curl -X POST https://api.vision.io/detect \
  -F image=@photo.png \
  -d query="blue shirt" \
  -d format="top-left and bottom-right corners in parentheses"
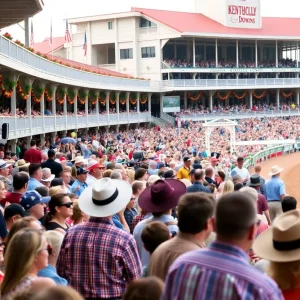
top-left (163, 241), bottom-right (283, 300)
top-left (112, 214), bottom-right (125, 230)
top-left (38, 264), bottom-right (68, 285)
top-left (133, 214), bottom-right (178, 267)
top-left (187, 182), bottom-right (211, 194)
top-left (27, 177), bottom-right (43, 191)
top-left (265, 176), bottom-right (286, 201)
top-left (70, 179), bottom-right (88, 196)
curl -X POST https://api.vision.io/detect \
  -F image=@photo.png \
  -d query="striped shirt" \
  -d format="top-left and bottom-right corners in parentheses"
top-left (163, 241), bottom-right (284, 300)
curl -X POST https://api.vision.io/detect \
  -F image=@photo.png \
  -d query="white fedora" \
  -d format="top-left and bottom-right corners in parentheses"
top-left (253, 210), bottom-right (300, 262)
top-left (269, 165), bottom-right (284, 176)
top-left (78, 178), bottom-right (132, 217)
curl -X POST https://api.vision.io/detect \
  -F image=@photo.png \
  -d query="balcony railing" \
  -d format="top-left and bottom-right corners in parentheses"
top-left (1, 112), bottom-right (151, 140)
top-left (179, 110), bottom-right (300, 121)
top-left (0, 35), bottom-right (160, 92)
top-left (162, 78), bottom-right (300, 89)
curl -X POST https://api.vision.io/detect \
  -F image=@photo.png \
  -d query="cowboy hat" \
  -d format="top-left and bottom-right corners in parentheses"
top-left (138, 179), bottom-right (186, 213)
top-left (78, 178), bottom-right (132, 218)
top-left (74, 156), bottom-right (84, 164)
top-left (253, 210), bottom-right (300, 262)
top-left (247, 174), bottom-right (265, 187)
top-left (41, 174), bottom-right (55, 182)
top-left (269, 165), bottom-right (284, 176)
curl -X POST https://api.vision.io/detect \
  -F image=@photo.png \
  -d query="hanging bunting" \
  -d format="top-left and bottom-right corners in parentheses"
top-left (109, 92), bottom-right (116, 105)
top-left (17, 81), bottom-right (31, 100)
top-left (0, 75), bottom-right (17, 98)
top-left (77, 90), bottom-right (88, 105)
top-left (44, 88), bottom-right (52, 101)
top-left (129, 92), bottom-right (138, 105)
top-left (215, 91), bottom-right (231, 101)
top-left (280, 89), bottom-right (294, 98)
top-left (89, 90), bottom-right (99, 105)
top-left (119, 92), bottom-right (127, 105)
top-left (187, 91), bottom-right (202, 101)
top-left (56, 87), bottom-right (67, 104)
top-left (99, 91), bottom-right (106, 105)
top-left (32, 86), bottom-right (45, 103)
top-left (67, 89), bottom-right (77, 105)
top-left (140, 93), bottom-right (148, 104)
top-left (252, 90), bottom-right (266, 100)
top-left (232, 91), bottom-right (248, 100)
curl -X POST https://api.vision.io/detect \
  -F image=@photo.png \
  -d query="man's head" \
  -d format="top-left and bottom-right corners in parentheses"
top-left (178, 192), bottom-right (215, 238)
top-left (215, 192), bottom-right (257, 250)
top-left (205, 167), bottom-right (214, 178)
top-left (0, 160), bottom-right (11, 177)
top-left (282, 196), bottom-right (297, 213)
top-left (4, 204), bottom-right (27, 230)
top-left (141, 221), bottom-right (170, 254)
top-left (29, 164), bottom-right (43, 181)
top-left (47, 149), bottom-right (56, 159)
top-left (12, 172), bottom-right (29, 192)
top-left (194, 169), bottom-right (205, 182)
top-left (254, 165), bottom-right (262, 174)
top-left (30, 140), bottom-right (37, 147)
top-left (76, 167), bottom-right (88, 183)
top-left (183, 157), bottom-right (191, 168)
top-left (131, 180), bottom-right (146, 197)
top-left (60, 170), bottom-right (71, 185)
top-left (20, 190), bottom-right (45, 220)
top-left (87, 160), bottom-right (105, 179)
top-left (237, 157), bottom-right (244, 169)
top-left (134, 168), bottom-right (148, 181)
top-left (41, 168), bottom-right (54, 188)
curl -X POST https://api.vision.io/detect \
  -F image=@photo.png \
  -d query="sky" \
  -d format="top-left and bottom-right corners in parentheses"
top-left (2, 0), bottom-right (300, 43)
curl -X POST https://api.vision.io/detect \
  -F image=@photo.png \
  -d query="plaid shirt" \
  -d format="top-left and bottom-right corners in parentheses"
top-left (132, 212), bottom-right (149, 232)
top-left (57, 217), bottom-right (142, 299)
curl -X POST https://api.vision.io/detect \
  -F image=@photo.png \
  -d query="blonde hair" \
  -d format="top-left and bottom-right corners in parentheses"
top-left (70, 202), bottom-right (84, 224)
top-left (268, 260), bottom-right (300, 290)
top-left (239, 186), bottom-right (258, 202)
top-left (222, 180), bottom-right (234, 196)
top-left (1, 229), bottom-right (44, 296)
top-left (49, 186), bottom-right (64, 197)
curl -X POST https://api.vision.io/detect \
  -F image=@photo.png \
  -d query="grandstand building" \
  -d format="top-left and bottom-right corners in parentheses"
top-left (1, 0), bottom-right (300, 151)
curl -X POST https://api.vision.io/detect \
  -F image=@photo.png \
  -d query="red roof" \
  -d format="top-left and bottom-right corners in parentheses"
top-left (33, 37), bottom-right (65, 54)
top-left (132, 7), bottom-right (300, 37)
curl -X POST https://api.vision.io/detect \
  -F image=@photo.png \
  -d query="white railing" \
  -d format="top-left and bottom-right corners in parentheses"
top-left (244, 144), bottom-right (295, 169)
top-left (1, 112), bottom-right (151, 140)
top-left (0, 35), bottom-right (160, 92)
top-left (139, 27), bottom-right (158, 34)
top-left (179, 110), bottom-right (300, 121)
top-left (162, 78), bottom-right (300, 89)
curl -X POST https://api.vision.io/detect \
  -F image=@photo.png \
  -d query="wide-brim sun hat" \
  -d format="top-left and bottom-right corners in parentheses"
top-left (246, 174), bottom-right (265, 187)
top-left (269, 165), bottom-right (284, 176)
top-left (79, 177), bottom-right (132, 217)
top-left (41, 174), bottom-right (55, 182)
top-left (138, 179), bottom-right (186, 213)
top-left (253, 210), bottom-right (300, 262)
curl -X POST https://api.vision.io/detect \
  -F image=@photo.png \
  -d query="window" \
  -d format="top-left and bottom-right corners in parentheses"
top-left (108, 21), bottom-right (113, 30)
top-left (120, 48), bottom-right (133, 59)
top-left (141, 46), bottom-right (155, 58)
top-left (139, 17), bottom-right (157, 28)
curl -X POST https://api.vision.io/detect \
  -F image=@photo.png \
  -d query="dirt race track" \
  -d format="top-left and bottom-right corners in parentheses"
top-left (250, 152), bottom-right (300, 206)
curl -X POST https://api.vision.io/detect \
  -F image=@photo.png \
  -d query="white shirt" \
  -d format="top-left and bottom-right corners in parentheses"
top-left (85, 173), bottom-right (97, 186)
top-left (231, 167), bottom-right (250, 181)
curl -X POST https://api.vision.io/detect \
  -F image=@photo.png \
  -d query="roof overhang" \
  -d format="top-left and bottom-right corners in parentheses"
top-left (68, 11), bottom-right (141, 24)
top-left (0, 0), bottom-right (44, 29)
top-left (182, 32), bottom-right (300, 41)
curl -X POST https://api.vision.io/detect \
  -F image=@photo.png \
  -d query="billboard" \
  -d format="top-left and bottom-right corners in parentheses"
top-left (162, 96), bottom-right (180, 113)
top-left (226, 0), bottom-right (261, 29)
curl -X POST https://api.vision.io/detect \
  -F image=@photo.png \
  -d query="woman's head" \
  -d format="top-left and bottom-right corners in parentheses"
top-left (70, 202), bottom-right (89, 224)
top-left (222, 180), bottom-right (234, 195)
top-left (47, 194), bottom-right (73, 220)
top-left (1, 229), bottom-right (49, 295)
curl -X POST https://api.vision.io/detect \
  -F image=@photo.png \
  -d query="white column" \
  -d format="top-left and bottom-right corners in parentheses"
top-left (126, 92), bottom-right (130, 116)
top-left (116, 92), bottom-right (120, 124)
top-left (10, 75), bottom-right (17, 116)
top-left (24, 17), bottom-right (30, 47)
top-left (255, 40), bottom-right (258, 68)
top-left (275, 40), bottom-right (278, 68)
top-left (276, 89), bottom-right (280, 108)
top-left (249, 89), bottom-right (253, 109)
top-left (95, 93), bottom-right (99, 115)
top-left (215, 38), bottom-right (218, 67)
top-left (85, 92), bottom-right (89, 124)
top-left (209, 90), bottom-right (213, 111)
top-left (236, 40), bottom-right (239, 68)
top-left (114, 18), bottom-right (119, 72)
top-left (51, 85), bottom-right (57, 115)
top-left (26, 79), bottom-right (33, 129)
top-left (40, 83), bottom-right (45, 131)
top-left (184, 91), bottom-right (187, 110)
top-left (137, 92), bottom-right (140, 113)
top-left (63, 92), bottom-right (67, 115)
top-left (160, 93), bottom-right (164, 117)
top-left (148, 93), bottom-right (152, 114)
top-left (193, 38), bottom-right (196, 68)
top-left (296, 89), bottom-right (299, 106)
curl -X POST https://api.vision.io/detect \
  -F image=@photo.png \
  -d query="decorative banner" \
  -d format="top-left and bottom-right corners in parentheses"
top-left (109, 92), bottom-right (116, 105)
top-left (215, 91), bottom-right (231, 101)
top-left (17, 81), bottom-right (31, 100)
top-left (252, 90), bottom-right (266, 99)
top-left (44, 88), bottom-right (52, 101)
top-left (89, 90), bottom-right (99, 105)
top-left (119, 92), bottom-right (127, 105)
top-left (129, 92), bottom-right (137, 105)
top-left (99, 91), bottom-right (106, 105)
top-left (77, 90), bottom-right (88, 105)
top-left (56, 87), bottom-right (67, 104)
top-left (67, 88), bottom-right (77, 105)
top-left (32, 86), bottom-right (45, 103)
top-left (0, 75), bottom-right (17, 98)
top-left (233, 90), bottom-right (247, 100)
top-left (187, 91), bottom-right (202, 101)
top-left (140, 93), bottom-right (148, 105)
top-left (281, 89), bottom-right (294, 98)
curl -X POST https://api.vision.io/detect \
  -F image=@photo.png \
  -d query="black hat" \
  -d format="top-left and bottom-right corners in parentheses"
top-left (247, 174), bottom-right (265, 187)
top-left (4, 204), bottom-right (27, 220)
top-left (183, 157), bottom-right (191, 162)
top-left (77, 167), bottom-right (88, 175)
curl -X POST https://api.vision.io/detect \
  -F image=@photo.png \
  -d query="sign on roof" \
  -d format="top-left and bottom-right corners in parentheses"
top-left (226, 0), bottom-right (261, 29)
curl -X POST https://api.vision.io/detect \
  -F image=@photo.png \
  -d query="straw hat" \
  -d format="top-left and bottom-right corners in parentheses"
top-left (253, 210), bottom-right (300, 262)
top-left (269, 165), bottom-right (284, 176)
top-left (17, 159), bottom-right (30, 168)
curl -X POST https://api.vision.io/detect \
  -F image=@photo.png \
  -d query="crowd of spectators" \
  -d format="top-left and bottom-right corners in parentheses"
top-left (164, 58), bottom-right (299, 68)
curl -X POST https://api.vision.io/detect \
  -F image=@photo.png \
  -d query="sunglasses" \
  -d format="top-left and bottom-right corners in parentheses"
top-left (59, 202), bottom-right (73, 208)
